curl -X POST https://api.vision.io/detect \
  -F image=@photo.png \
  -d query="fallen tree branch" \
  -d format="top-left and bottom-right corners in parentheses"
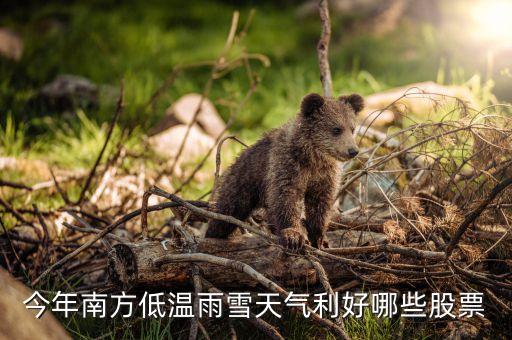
top-left (327, 244), bottom-right (444, 260)
top-left (107, 232), bottom-right (360, 289)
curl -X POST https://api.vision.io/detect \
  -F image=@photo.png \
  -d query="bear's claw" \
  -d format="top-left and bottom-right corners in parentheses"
top-left (280, 228), bottom-right (310, 251)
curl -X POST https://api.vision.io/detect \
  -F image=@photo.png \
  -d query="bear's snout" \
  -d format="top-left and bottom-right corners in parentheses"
top-left (348, 147), bottom-right (359, 158)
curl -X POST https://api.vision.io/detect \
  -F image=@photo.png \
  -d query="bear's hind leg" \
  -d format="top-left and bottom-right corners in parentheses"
top-left (205, 188), bottom-right (258, 238)
top-left (304, 182), bottom-right (336, 249)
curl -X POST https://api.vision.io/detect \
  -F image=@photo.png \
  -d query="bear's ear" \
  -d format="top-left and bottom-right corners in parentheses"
top-left (339, 93), bottom-right (364, 114)
top-left (301, 93), bottom-right (324, 117)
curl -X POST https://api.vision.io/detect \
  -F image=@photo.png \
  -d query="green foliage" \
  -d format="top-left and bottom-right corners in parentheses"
top-left (344, 308), bottom-right (399, 340)
top-left (137, 319), bottom-right (174, 340)
top-left (31, 110), bottom-right (140, 169)
top-left (0, 113), bottom-right (25, 156)
top-left (46, 110), bottom-right (116, 167)
top-left (1, 0), bottom-right (448, 131)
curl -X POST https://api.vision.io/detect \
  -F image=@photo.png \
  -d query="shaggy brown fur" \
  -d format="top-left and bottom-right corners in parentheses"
top-left (206, 93), bottom-right (364, 249)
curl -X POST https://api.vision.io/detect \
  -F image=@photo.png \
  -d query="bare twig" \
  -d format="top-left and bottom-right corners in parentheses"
top-left (77, 81), bottom-right (124, 205)
top-left (173, 77), bottom-right (255, 195)
top-left (333, 279), bottom-right (360, 292)
top-left (189, 267), bottom-right (202, 340)
top-left (149, 186), bottom-right (272, 239)
top-left (0, 217), bottom-right (27, 273)
top-left (308, 256), bottom-right (346, 328)
top-left (141, 189), bottom-right (152, 239)
top-left (0, 179), bottom-right (32, 191)
top-left (33, 204), bottom-right (49, 243)
top-left (168, 12), bottom-right (240, 178)
top-left (143, 60), bottom-right (216, 117)
top-left (326, 244), bottom-right (444, 260)
top-left (62, 222), bottom-right (126, 244)
top-left (317, 0), bottom-right (333, 96)
top-left (484, 288), bottom-right (512, 313)
top-left (0, 197), bottom-right (39, 238)
top-left (213, 135), bottom-right (247, 195)
top-left (49, 166), bottom-right (71, 205)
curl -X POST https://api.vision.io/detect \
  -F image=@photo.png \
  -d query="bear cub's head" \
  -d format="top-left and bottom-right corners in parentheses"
top-left (299, 93), bottom-right (364, 161)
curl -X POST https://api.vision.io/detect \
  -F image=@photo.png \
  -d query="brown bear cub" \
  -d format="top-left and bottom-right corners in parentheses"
top-left (206, 93), bottom-right (364, 249)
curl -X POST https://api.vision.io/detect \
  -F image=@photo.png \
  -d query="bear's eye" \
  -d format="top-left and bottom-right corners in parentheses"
top-left (332, 127), bottom-right (343, 136)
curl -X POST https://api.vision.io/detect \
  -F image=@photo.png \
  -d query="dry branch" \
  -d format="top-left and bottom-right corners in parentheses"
top-left (317, 0), bottom-right (333, 96)
top-left (77, 82), bottom-right (124, 205)
top-left (0, 179), bottom-right (32, 191)
top-left (49, 166), bottom-right (71, 205)
top-left (327, 244), bottom-right (444, 260)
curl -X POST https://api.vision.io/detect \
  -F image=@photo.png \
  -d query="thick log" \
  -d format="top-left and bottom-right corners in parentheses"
top-left (108, 230), bottom-right (386, 290)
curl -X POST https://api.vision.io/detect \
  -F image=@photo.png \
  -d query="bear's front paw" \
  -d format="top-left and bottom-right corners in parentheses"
top-left (280, 228), bottom-right (310, 251)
